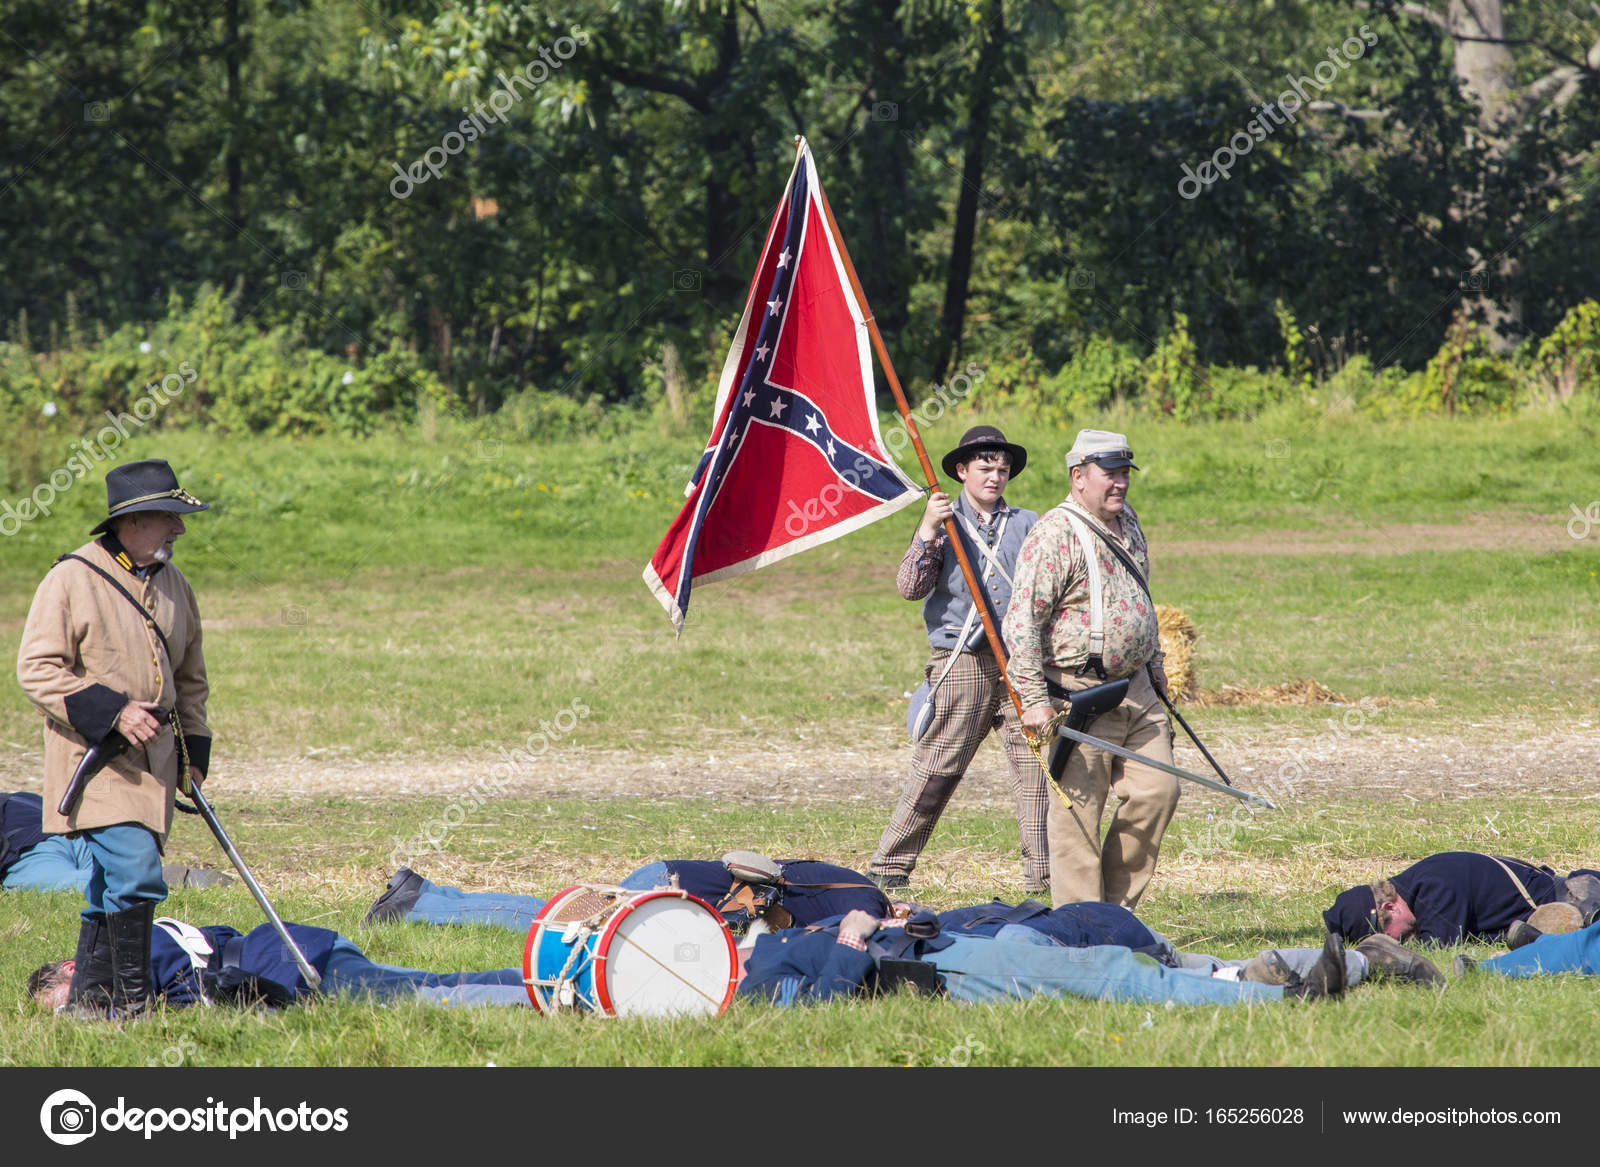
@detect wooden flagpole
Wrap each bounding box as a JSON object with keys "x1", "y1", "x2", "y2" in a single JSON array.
[{"x1": 804, "y1": 138, "x2": 1031, "y2": 732}]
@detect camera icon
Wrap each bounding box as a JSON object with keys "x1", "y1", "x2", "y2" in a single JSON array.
[
  {"x1": 1264, "y1": 438, "x2": 1291, "y2": 459},
  {"x1": 871, "y1": 101, "x2": 898, "y2": 122},
  {"x1": 44, "y1": 1094, "x2": 96, "y2": 1139},
  {"x1": 84, "y1": 102, "x2": 109, "y2": 123},
  {"x1": 1460, "y1": 270, "x2": 1488, "y2": 292},
  {"x1": 672, "y1": 269, "x2": 702, "y2": 293},
  {"x1": 672, "y1": 942, "x2": 701, "y2": 962},
  {"x1": 474, "y1": 438, "x2": 503, "y2": 461},
  {"x1": 280, "y1": 269, "x2": 308, "y2": 291},
  {"x1": 280, "y1": 605, "x2": 308, "y2": 627},
  {"x1": 51, "y1": 1101, "x2": 94, "y2": 1135},
  {"x1": 1068, "y1": 268, "x2": 1094, "y2": 290}
]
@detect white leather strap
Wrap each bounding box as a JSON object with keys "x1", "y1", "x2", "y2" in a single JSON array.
[
  {"x1": 1059, "y1": 510, "x2": 1105, "y2": 657},
  {"x1": 155, "y1": 916, "x2": 213, "y2": 971}
]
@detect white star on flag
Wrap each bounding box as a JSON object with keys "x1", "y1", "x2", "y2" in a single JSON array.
[
  {"x1": 769, "y1": 396, "x2": 787, "y2": 418},
  {"x1": 805, "y1": 413, "x2": 821, "y2": 435},
  {"x1": 755, "y1": 342, "x2": 771, "y2": 362},
  {"x1": 766, "y1": 295, "x2": 783, "y2": 317},
  {"x1": 742, "y1": 388, "x2": 756, "y2": 407},
  {"x1": 777, "y1": 247, "x2": 791, "y2": 269},
  {"x1": 826, "y1": 438, "x2": 836, "y2": 458}
]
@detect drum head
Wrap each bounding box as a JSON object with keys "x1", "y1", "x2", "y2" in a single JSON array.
[{"x1": 595, "y1": 891, "x2": 737, "y2": 1018}]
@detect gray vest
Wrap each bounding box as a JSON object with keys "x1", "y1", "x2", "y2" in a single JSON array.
[{"x1": 922, "y1": 494, "x2": 1038, "y2": 652}]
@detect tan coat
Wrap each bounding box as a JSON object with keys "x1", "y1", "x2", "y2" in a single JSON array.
[{"x1": 17, "y1": 538, "x2": 210, "y2": 841}]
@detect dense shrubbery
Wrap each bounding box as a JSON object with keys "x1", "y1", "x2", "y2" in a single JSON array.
[
  {"x1": 2, "y1": 293, "x2": 1596, "y2": 493},
  {"x1": 982, "y1": 298, "x2": 1598, "y2": 431}
]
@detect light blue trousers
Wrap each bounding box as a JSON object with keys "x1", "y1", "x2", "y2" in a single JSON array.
[
  {"x1": 1479, "y1": 921, "x2": 1600, "y2": 977},
  {"x1": 321, "y1": 937, "x2": 528, "y2": 1007},
  {"x1": 2, "y1": 835, "x2": 93, "y2": 894},
  {"x1": 80, "y1": 823, "x2": 167, "y2": 917},
  {"x1": 927, "y1": 925, "x2": 1288, "y2": 1005},
  {"x1": 401, "y1": 864, "x2": 666, "y2": 933}
]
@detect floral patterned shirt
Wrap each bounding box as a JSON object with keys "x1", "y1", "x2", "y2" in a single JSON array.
[{"x1": 1002, "y1": 500, "x2": 1160, "y2": 710}]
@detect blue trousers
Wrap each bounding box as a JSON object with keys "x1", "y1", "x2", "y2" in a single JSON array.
[
  {"x1": 1480, "y1": 921, "x2": 1600, "y2": 978},
  {"x1": 925, "y1": 926, "x2": 1287, "y2": 1005},
  {"x1": 2, "y1": 835, "x2": 93, "y2": 894},
  {"x1": 401, "y1": 864, "x2": 666, "y2": 933},
  {"x1": 321, "y1": 938, "x2": 528, "y2": 1006},
  {"x1": 80, "y1": 824, "x2": 167, "y2": 918}
]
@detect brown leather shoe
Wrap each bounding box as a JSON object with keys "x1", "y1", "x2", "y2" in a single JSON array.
[{"x1": 1356, "y1": 932, "x2": 1446, "y2": 986}]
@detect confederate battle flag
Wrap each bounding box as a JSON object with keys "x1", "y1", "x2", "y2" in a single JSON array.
[{"x1": 644, "y1": 138, "x2": 920, "y2": 632}]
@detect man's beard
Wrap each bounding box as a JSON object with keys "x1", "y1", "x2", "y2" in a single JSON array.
[{"x1": 151, "y1": 543, "x2": 174, "y2": 564}]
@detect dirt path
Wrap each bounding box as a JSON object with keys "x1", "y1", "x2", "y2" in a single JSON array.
[
  {"x1": 1162, "y1": 512, "x2": 1583, "y2": 557},
  {"x1": 7, "y1": 722, "x2": 1592, "y2": 807}
]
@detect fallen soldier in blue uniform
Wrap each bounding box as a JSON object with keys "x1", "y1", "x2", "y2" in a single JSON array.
[
  {"x1": 738, "y1": 901, "x2": 1362, "y2": 1007},
  {"x1": 1322, "y1": 852, "x2": 1600, "y2": 948},
  {"x1": 27, "y1": 916, "x2": 527, "y2": 1011},
  {"x1": 362, "y1": 854, "x2": 889, "y2": 933},
  {"x1": 1, "y1": 791, "x2": 232, "y2": 893}
]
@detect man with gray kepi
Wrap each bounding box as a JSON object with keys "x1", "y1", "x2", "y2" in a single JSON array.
[
  {"x1": 867, "y1": 425, "x2": 1049, "y2": 894},
  {"x1": 1004, "y1": 430, "x2": 1178, "y2": 909},
  {"x1": 17, "y1": 459, "x2": 213, "y2": 1018}
]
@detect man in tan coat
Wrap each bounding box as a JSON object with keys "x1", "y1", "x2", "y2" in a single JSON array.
[{"x1": 17, "y1": 459, "x2": 211, "y2": 1017}]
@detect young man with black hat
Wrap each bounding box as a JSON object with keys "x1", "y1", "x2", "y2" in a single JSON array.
[
  {"x1": 16, "y1": 459, "x2": 213, "y2": 1017},
  {"x1": 1004, "y1": 429, "x2": 1179, "y2": 910},
  {"x1": 867, "y1": 425, "x2": 1049, "y2": 894}
]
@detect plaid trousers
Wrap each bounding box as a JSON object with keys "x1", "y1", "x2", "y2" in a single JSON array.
[{"x1": 870, "y1": 648, "x2": 1051, "y2": 889}]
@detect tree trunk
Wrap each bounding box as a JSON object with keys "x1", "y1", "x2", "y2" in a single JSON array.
[
  {"x1": 932, "y1": 1, "x2": 1004, "y2": 385},
  {"x1": 1448, "y1": 0, "x2": 1522, "y2": 350}
]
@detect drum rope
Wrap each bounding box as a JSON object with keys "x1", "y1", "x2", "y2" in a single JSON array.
[{"x1": 609, "y1": 929, "x2": 724, "y2": 1008}]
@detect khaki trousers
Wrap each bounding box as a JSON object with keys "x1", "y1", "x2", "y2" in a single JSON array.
[
  {"x1": 1046, "y1": 667, "x2": 1179, "y2": 908},
  {"x1": 872, "y1": 649, "x2": 1051, "y2": 889}
]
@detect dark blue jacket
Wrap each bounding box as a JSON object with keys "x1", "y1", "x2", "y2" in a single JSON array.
[
  {"x1": 738, "y1": 901, "x2": 1164, "y2": 1005},
  {"x1": 737, "y1": 927, "x2": 880, "y2": 1006},
  {"x1": 153, "y1": 922, "x2": 341, "y2": 1006},
  {"x1": 1323, "y1": 852, "x2": 1596, "y2": 944},
  {"x1": 0, "y1": 793, "x2": 47, "y2": 881},
  {"x1": 660, "y1": 859, "x2": 888, "y2": 926},
  {"x1": 937, "y1": 899, "x2": 1162, "y2": 952}
]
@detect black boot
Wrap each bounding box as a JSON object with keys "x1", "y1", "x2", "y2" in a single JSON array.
[
  {"x1": 107, "y1": 902, "x2": 157, "y2": 1019},
  {"x1": 65, "y1": 912, "x2": 113, "y2": 1017}
]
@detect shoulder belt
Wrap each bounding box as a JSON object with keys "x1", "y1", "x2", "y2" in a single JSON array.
[
  {"x1": 1487, "y1": 856, "x2": 1541, "y2": 912},
  {"x1": 55, "y1": 553, "x2": 174, "y2": 666}
]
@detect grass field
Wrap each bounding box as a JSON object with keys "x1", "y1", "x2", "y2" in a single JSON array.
[{"x1": 2, "y1": 405, "x2": 1598, "y2": 1066}]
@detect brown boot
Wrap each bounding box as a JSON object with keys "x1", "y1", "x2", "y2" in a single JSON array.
[{"x1": 1355, "y1": 933, "x2": 1446, "y2": 986}]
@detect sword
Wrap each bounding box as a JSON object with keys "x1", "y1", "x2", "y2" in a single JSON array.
[
  {"x1": 1053, "y1": 725, "x2": 1277, "y2": 809},
  {"x1": 185, "y1": 783, "x2": 322, "y2": 994}
]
